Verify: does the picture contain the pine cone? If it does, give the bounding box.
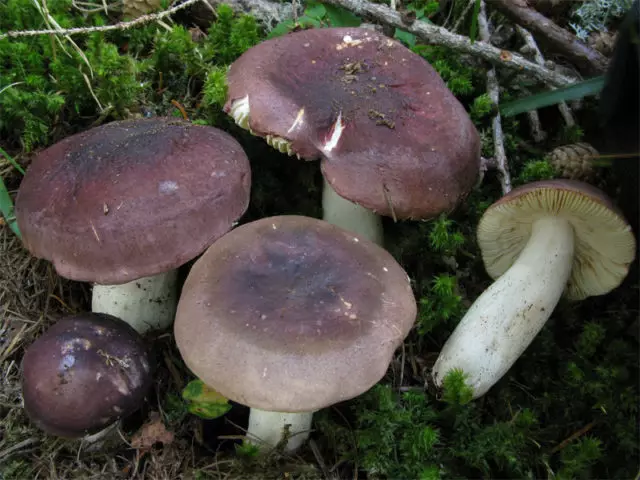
[123,0,162,19]
[549,143,599,182]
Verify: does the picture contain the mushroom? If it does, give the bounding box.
[21,312,153,443]
[432,179,637,398]
[15,118,251,334]
[223,27,480,244]
[174,215,417,452]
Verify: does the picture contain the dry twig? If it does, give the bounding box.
[451,0,475,33]
[516,25,576,128]
[515,26,547,143]
[0,0,201,39]
[550,421,596,454]
[478,1,511,195]
[491,0,608,75]
[321,0,578,87]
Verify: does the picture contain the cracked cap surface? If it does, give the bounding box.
[223,27,480,220]
[15,118,251,284]
[477,179,636,301]
[174,215,417,412]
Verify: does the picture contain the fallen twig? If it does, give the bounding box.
[516,25,576,128]
[479,1,511,195]
[0,0,201,39]
[321,0,578,87]
[450,0,475,34]
[550,421,596,454]
[515,25,546,142]
[0,437,40,460]
[491,0,608,75]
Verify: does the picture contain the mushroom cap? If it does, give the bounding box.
[477,179,636,301]
[21,313,153,438]
[15,118,251,284]
[223,27,480,220]
[174,215,417,412]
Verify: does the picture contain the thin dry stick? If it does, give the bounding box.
[516,24,576,128]
[0,0,201,39]
[321,0,577,87]
[550,421,596,454]
[490,0,608,75]
[451,0,475,33]
[515,26,547,143]
[479,1,511,195]
[0,438,40,461]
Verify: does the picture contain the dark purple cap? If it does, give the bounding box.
[21,312,153,438]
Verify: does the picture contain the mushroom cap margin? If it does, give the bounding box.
[477,179,636,301]
[15,117,252,284]
[174,215,417,412]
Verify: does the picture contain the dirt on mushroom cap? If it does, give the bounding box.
[174,215,417,412]
[224,27,481,220]
[14,118,252,285]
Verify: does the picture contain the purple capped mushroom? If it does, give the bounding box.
[224,27,480,244]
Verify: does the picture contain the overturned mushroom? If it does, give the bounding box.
[432,179,636,398]
[174,215,417,452]
[21,312,153,442]
[224,27,480,244]
[15,118,251,334]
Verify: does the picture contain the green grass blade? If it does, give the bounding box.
[0,146,25,175]
[500,76,606,117]
[0,175,21,239]
[468,0,481,44]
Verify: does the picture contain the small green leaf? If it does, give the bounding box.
[324,4,362,27]
[268,19,296,38]
[304,1,327,20]
[182,379,204,401]
[182,379,232,420]
[500,76,606,117]
[182,379,226,403]
[298,16,322,28]
[187,401,232,420]
[394,28,417,47]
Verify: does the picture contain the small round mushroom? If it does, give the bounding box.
[223,27,480,244]
[15,118,251,334]
[432,179,637,398]
[174,215,417,452]
[21,312,153,440]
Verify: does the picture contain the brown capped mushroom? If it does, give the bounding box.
[21,312,153,440]
[223,27,481,245]
[432,179,636,398]
[15,117,251,333]
[174,215,417,451]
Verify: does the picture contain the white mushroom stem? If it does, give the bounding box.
[92,270,178,334]
[432,215,575,398]
[322,177,384,245]
[246,408,315,452]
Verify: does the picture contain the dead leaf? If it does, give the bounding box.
[130,412,174,451]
